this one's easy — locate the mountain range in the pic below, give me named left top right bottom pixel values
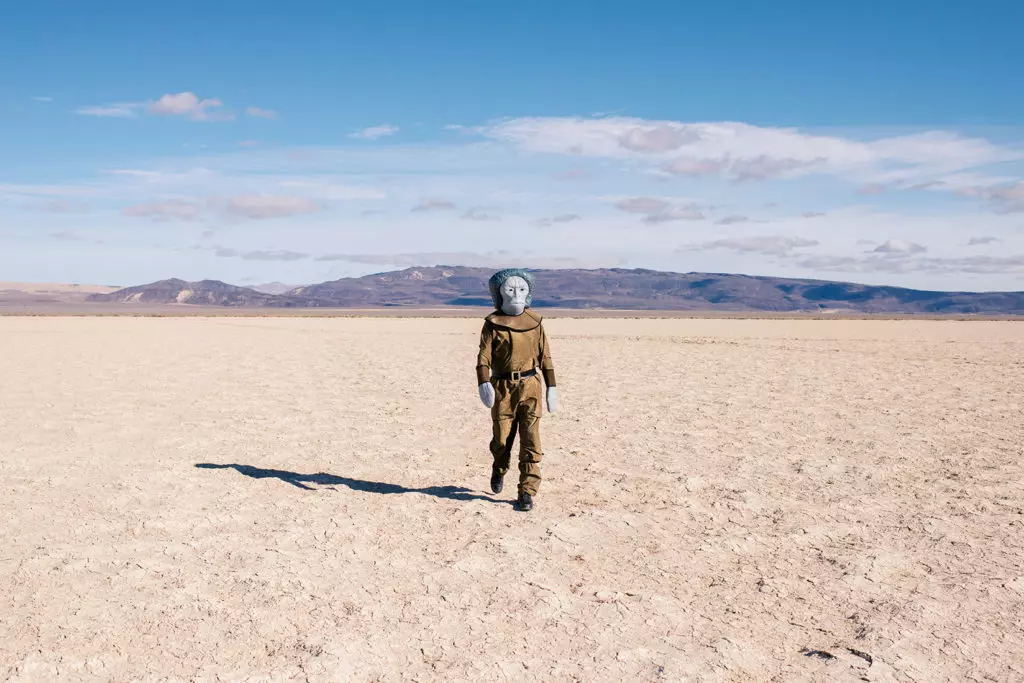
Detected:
left=82, top=266, right=1024, bottom=314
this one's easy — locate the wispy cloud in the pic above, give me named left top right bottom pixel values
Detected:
left=0, top=183, right=102, bottom=198
left=50, top=230, right=97, bottom=243
left=554, top=168, right=593, bottom=181
left=968, top=236, right=1000, bottom=246
left=245, top=107, right=277, bottom=119
left=957, top=181, right=1024, bottom=214
left=122, top=198, right=206, bottom=221
left=8, top=120, right=1023, bottom=292
left=616, top=197, right=670, bottom=215
left=278, top=180, right=386, bottom=200
left=857, top=183, right=887, bottom=195
left=29, top=199, right=91, bottom=213
left=77, top=92, right=231, bottom=121
left=615, top=196, right=704, bottom=224
left=106, top=168, right=216, bottom=183
left=313, top=251, right=615, bottom=269
left=617, top=125, right=702, bottom=153
left=686, top=235, right=820, bottom=257
left=535, top=213, right=582, bottom=226
left=147, top=92, right=230, bottom=121
left=32, top=96, right=53, bottom=103
left=221, top=195, right=321, bottom=220
left=462, top=207, right=500, bottom=221
left=796, top=253, right=1024, bottom=276
left=76, top=103, right=142, bottom=118
left=121, top=194, right=321, bottom=221
left=411, top=198, right=456, bottom=212
left=349, top=124, right=399, bottom=140
left=477, top=116, right=1023, bottom=193
left=215, top=247, right=309, bottom=261
left=870, top=239, right=928, bottom=256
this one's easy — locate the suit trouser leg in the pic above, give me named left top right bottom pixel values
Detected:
left=489, top=378, right=543, bottom=496
left=516, top=376, right=543, bottom=497
left=489, top=381, right=517, bottom=475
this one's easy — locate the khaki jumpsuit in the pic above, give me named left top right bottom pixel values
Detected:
left=476, top=309, right=556, bottom=497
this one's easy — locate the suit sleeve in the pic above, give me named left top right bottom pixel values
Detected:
left=538, top=322, right=556, bottom=387
left=476, top=321, right=494, bottom=384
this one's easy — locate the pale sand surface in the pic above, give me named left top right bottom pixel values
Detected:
left=1, top=317, right=1022, bottom=681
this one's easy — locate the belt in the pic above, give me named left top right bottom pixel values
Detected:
left=492, top=369, right=537, bottom=381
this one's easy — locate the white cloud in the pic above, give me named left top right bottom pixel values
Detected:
left=554, top=168, right=593, bottom=181
left=0, top=183, right=102, bottom=198
left=643, top=206, right=705, bottom=223
left=411, top=198, right=456, bottom=212
left=535, top=213, right=582, bottom=226
left=120, top=194, right=321, bottom=221
left=617, top=197, right=670, bottom=215
left=462, top=207, right=500, bottom=221
left=77, top=92, right=231, bottom=121
left=662, top=157, right=730, bottom=177
left=7, top=124, right=1024, bottom=292
left=30, top=199, right=90, bottom=213
left=871, top=239, right=928, bottom=256
left=618, top=125, right=701, bottom=152
left=968, top=236, right=999, bottom=246
left=278, top=180, right=386, bottom=200
left=857, top=183, right=887, bottom=195
left=245, top=107, right=277, bottom=119
left=122, top=198, right=206, bottom=221
left=349, top=124, right=399, bottom=140
left=147, top=92, right=230, bottom=121
left=615, top=196, right=704, bottom=223
left=689, top=235, right=820, bottom=257
left=222, top=195, right=321, bottom=220
left=76, top=104, right=141, bottom=118
left=959, top=181, right=1024, bottom=213
left=477, top=116, right=1023, bottom=191
left=215, top=247, right=308, bottom=261
left=107, top=168, right=217, bottom=184
left=796, top=253, right=1024, bottom=276
left=313, top=251, right=614, bottom=269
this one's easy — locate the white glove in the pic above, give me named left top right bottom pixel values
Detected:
left=546, top=386, right=558, bottom=413
left=478, top=382, right=495, bottom=408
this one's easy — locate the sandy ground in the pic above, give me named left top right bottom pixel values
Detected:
left=1, top=316, right=1022, bottom=682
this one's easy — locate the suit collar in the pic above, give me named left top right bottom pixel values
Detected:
left=486, top=308, right=542, bottom=331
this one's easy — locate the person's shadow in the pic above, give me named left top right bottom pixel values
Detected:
left=195, top=463, right=506, bottom=504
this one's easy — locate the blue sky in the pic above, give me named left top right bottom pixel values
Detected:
left=2, top=0, right=1023, bottom=291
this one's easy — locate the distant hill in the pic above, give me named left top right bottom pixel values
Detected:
left=84, top=267, right=1024, bottom=314
left=0, top=281, right=120, bottom=307
left=250, top=281, right=305, bottom=295
left=87, top=278, right=310, bottom=307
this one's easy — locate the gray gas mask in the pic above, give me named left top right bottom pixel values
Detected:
left=499, top=275, right=530, bottom=316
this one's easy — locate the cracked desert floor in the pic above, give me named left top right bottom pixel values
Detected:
left=1, top=316, right=1022, bottom=682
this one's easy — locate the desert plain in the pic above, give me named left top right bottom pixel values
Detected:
left=1, top=314, right=1022, bottom=682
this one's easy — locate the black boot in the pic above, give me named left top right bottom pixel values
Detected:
left=490, top=466, right=504, bottom=494
left=515, top=492, right=533, bottom=512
